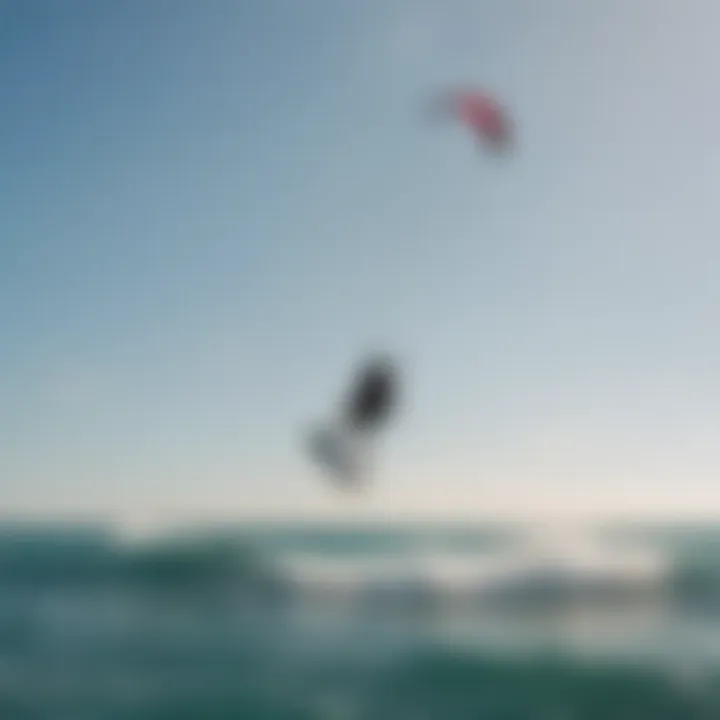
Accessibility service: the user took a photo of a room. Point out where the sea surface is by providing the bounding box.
[2,519,720,719]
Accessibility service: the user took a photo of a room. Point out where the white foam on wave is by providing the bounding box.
[274,526,670,605]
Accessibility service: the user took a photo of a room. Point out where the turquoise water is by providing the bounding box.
[0,521,719,718]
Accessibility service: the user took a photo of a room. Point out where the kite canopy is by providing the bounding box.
[428,88,513,153]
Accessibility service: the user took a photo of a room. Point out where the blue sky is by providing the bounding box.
[2,0,720,525]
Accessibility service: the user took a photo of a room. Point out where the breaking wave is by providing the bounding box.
[0,521,720,717]
[2,521,720,614]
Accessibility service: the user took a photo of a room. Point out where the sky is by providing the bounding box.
[3,0,720,526]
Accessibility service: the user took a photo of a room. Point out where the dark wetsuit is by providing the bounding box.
[346,360,397,431]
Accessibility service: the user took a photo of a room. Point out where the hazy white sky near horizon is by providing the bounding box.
[3,0,720,525]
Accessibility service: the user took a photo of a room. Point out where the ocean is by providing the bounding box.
[1,520,720,719]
